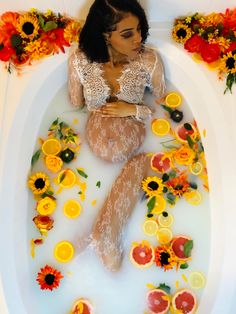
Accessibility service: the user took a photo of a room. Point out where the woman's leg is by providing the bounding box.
[91,152,149,271]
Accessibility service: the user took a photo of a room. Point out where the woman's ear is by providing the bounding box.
[103,33,110,45]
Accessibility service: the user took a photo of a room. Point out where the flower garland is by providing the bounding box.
[172,8,236,93]
[0,9,81,72]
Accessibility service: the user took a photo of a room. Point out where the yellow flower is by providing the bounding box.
[185,17,192,24]
[45,155,63,173]
[220,52,236,74]
[33,215,54,233]
[142,176,164,197]
[172,23,192,43]
[208,36,230,51]
[28,172,50,195]
[16,13,39,40]
[36,197,56,215]
[64,21,81,44]
[25,39,52,60]
[173,145,195,166]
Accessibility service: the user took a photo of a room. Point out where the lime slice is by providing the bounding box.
[157,227,173,245]
[151,119,170,137]
[143,219,159,236]
[190,161,203,175]
[184,190,202,206]
[189,271,206,289]
[42,138,61,156]
[165,92,182,108]
[54,241,74,263]
[158,211,174,227]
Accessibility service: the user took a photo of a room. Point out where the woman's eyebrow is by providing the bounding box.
[119,28,134,34]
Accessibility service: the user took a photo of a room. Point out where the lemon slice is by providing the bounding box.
[54,241,74,263]
[42,138,61,156]
[190,161,203,175]
[157,227,173,245]
[165,92,182,108]
[63,199,81,219]
[152,195,166,214]
[184,190,202,206]
[151,119,170,137]
[189,271,206,289]
[58,169,76,188]
[158,211,174,227]
[143,219,159,236]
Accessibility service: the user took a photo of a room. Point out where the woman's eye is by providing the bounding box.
[121,31,133,39]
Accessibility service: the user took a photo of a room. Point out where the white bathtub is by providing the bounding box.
[1,22,236,314]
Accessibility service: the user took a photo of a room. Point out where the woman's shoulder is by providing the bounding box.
[69,47,90,67]
[140,46,163,72]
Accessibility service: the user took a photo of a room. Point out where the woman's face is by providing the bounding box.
[108,14,142,59]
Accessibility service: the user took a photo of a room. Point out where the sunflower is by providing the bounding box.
[25,39,52,59]
[16,13,39,40]
[172,23,192,43]
[142,176,164,197]
[28,172,50,195]
[36,265,63,291]
[166,173,190,197]
[154,246,177,271]
[220,52,236,74]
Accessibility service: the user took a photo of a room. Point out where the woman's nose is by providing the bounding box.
[133,31,141,44]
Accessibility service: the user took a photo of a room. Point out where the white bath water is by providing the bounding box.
[26,81,210,314]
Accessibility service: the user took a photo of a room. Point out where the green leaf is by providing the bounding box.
[166,192,176,201]
[180,263,189,269]
[168,170,176,179]
[76,168,88,179]
[59,172,66,183]
[161,104,173,114]
[184,240,193,257]
[31,149,41,168]
[162,173,169,182]
[43,21,58,32]
[96,181,101,188]
[78,191,82,195]
[49,118,59,131]
[224,73,236,94]
[184,123,193,131]
[10,34,22,47]
[186,134,194,149]
[158,283,171,294]
[38,15,45,28]
[147,196,156,214]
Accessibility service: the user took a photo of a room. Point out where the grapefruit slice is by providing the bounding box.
[172,289,197,314]
[171,236,193,260]
[151,153,171,173]
[175,123,197,143]
[146,289,170,314]
[130,241,154,268]
[70,298,93,314]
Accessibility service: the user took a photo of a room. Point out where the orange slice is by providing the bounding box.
[142,219,159,236]
[152,195,166,214]
[54,241,74,263]
[63,199,81,218]
[151,119,170,137]
[42,138,61,156]
[157,227,173,245]
[165,92,182,108]
[58,169,76,188]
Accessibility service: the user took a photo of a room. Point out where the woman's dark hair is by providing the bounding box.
[79,0,149,62]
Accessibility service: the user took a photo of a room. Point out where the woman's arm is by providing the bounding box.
[68,50,85,108]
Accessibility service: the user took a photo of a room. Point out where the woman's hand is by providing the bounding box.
[94,101,137,117]
[155,95,166,105]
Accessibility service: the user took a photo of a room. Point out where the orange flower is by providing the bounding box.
[45,155,63,173]
[154,246,177,271]
[33,215,54,233]
[42,28,70,54]
[166,172,190,196]
[173,145,195,166]
[0,11,19,27]
[36,265,63,291]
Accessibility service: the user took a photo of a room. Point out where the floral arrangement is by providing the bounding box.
[0,9,81,72]
[172,8,236,93]
[36,264,63,290]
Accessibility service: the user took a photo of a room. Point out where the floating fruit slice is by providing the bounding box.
[36,197,56,216]
[63,199,81,219]
[42,138,61,156]
[130,241,154,268]
[175,123,197,143]
[189,161,203,175]
[60,148,75,163]
[165,92,182,108]
[158,211,174,228]
[184,190,202,206]
[151,119,170,136]
[189,271,206,289]
[146,289,170,314]
[58,169,76,188]
[171,235,192,260]
[54,241,74,263]
[172,289,197,314]
[143,219,159,236]
[151,153,171,173]
[70,298,93,314]
[156,228,173,245]
[152,195,166,214]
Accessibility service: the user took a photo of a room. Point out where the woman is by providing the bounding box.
[68,0,166,271]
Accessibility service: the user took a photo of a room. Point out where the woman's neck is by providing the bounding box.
[108,46,129,66]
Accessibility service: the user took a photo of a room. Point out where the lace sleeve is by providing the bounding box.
[151,51,166,99]
[135,104,152,122]
[68,50,85,108]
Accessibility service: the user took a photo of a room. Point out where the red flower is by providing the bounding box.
[0,46,14,61]
[42,28,70,53]
[200,43,221,63]
[184,35,206,53]
[225,42,236,54]
[36,264,63,291]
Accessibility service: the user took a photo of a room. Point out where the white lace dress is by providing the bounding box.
[68,46,166,271]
